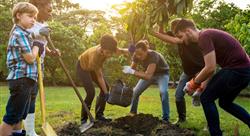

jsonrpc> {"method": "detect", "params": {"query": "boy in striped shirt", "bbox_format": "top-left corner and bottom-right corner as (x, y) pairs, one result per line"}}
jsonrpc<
(0, 2), (44, 136)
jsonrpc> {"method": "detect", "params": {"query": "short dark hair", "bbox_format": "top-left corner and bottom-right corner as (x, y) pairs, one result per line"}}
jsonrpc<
(135, 40), (149, 51)
(170, 18), (181, 33)
(100, 34), (117, 52)
(174, 18), (196, 34)
(29, 0), (51, 7)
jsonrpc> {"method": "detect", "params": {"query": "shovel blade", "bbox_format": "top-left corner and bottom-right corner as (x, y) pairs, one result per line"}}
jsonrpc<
(79, 122), (94, 133)
(41, 122), (57, 136)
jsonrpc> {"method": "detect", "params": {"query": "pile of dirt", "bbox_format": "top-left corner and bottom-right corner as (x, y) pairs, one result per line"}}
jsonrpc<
(57, 113), (194, 136)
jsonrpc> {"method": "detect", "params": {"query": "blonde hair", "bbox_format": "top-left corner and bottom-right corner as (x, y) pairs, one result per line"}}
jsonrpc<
(12, 2), (38, 24)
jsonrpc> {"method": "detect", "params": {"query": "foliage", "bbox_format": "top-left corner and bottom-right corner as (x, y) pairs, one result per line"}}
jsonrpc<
(44, 21), (86, 85)
(191, 0), (241, 30)
(225, 9), (250, 54)
(113, 0), (193, 43)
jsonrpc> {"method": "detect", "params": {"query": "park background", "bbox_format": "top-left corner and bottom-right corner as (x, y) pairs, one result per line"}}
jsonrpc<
(0, 0), (250, 135)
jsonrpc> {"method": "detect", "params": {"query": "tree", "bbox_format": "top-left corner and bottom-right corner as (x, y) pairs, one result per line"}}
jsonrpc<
(113, 0), (193, 43)
(44, 21), (86, 85)
(225, 8), (250, 54)
(191, 0), (241, 30)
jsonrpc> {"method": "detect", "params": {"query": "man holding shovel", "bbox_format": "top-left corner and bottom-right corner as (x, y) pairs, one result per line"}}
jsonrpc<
(24, 0), (60, 136)
(77, 34), (128, 125)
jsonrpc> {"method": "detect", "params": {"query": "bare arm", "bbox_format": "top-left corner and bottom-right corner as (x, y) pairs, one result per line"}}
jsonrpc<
(151, 32), (183, 45)
(95, 68), (108, 94)
(134, 63), (156, 80)
(115, 48), (129, 56)
(194, 51), (216, 84)
(22, 46), (39, 64)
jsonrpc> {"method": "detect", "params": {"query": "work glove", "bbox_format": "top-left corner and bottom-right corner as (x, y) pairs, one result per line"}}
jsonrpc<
(122, 66), (135, 75)
(128, 44), (136, 54)
(183, 78), (201, 96)
(104, 93), (110, 102)
(192, 89), (202, 106)
(33, 41), (44, 57)
(39, 26), (50, 37)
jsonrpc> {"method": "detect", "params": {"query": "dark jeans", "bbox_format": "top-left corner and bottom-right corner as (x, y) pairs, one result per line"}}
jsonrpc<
(3, 78), (36, 125)
(76, 61), (109, 121)
(29, 84), (38, 113)
(200, 68), (250, 136)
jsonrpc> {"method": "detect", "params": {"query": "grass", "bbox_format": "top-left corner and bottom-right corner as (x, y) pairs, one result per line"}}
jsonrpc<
(0, 85), (250, 136)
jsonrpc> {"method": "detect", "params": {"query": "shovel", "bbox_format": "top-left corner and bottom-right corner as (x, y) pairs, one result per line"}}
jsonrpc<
(37, 56), (57, 136)
(45, 36), (95, 132)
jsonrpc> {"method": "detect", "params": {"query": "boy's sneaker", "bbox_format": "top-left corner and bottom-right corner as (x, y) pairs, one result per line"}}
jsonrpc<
(12, 130), (26, 136)
(96, 116), (112, 122)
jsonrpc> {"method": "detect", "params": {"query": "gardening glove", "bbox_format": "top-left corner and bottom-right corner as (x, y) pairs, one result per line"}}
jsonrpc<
(183, 78), (201, 96)
(39, 26), (50, 37)
(128, 44), (136, 54)
(104, 93), (110, 102)
(33, 41), (44, 57)
(192, 89), (202, 106)
(122, 66), (135, 75)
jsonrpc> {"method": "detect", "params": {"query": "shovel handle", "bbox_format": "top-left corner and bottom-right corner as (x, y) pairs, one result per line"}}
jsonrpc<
(46, 36), (95, 122)
(37, 56), (46, 123)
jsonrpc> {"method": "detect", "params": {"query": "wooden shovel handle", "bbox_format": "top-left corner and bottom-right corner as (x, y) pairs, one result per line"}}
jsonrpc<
(46, 36), (95, 122)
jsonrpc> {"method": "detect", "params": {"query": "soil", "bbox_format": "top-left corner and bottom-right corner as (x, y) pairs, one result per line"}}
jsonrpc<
(57, 113), (194, 136)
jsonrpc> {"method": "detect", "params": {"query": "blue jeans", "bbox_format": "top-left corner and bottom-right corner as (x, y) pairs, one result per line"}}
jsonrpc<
(130, 74), (170, 120)
(175, 72), (192, 102)
(200, 68), (250, 136)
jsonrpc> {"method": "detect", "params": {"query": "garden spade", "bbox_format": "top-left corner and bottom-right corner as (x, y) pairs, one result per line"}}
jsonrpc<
(37, 56), (57, 136)
(45, 36), (95, 133)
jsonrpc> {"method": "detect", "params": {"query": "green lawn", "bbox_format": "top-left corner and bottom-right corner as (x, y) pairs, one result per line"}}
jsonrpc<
(0, 85), (249, 136)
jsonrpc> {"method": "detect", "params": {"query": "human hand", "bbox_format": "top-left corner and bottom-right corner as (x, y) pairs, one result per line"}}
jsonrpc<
(183, 79), (201, 95)
(33, 41), (44, 57)
(51, 49), (61, 57)
(192, 90), (202, 106)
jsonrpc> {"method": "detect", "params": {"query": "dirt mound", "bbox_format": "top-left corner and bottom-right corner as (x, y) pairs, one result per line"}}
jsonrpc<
(57, 113), (194, 136)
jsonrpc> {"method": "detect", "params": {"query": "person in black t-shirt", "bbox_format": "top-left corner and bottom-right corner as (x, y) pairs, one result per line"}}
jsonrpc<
(122, 40), (170, 123)
(151, 18), (205, 125)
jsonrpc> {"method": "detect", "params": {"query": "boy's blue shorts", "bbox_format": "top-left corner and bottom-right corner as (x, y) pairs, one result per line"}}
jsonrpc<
(3, 77), (37, 125)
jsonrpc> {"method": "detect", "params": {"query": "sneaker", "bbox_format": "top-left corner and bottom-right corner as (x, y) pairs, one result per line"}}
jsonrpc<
(12, 130), (26, 136)
(162, 118), (170, 124)
(96, 116), (112, 122)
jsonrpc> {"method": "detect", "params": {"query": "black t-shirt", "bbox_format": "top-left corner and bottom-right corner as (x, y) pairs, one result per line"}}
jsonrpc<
(133, 50), (169, 75)
(178, 42), (204, 76)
